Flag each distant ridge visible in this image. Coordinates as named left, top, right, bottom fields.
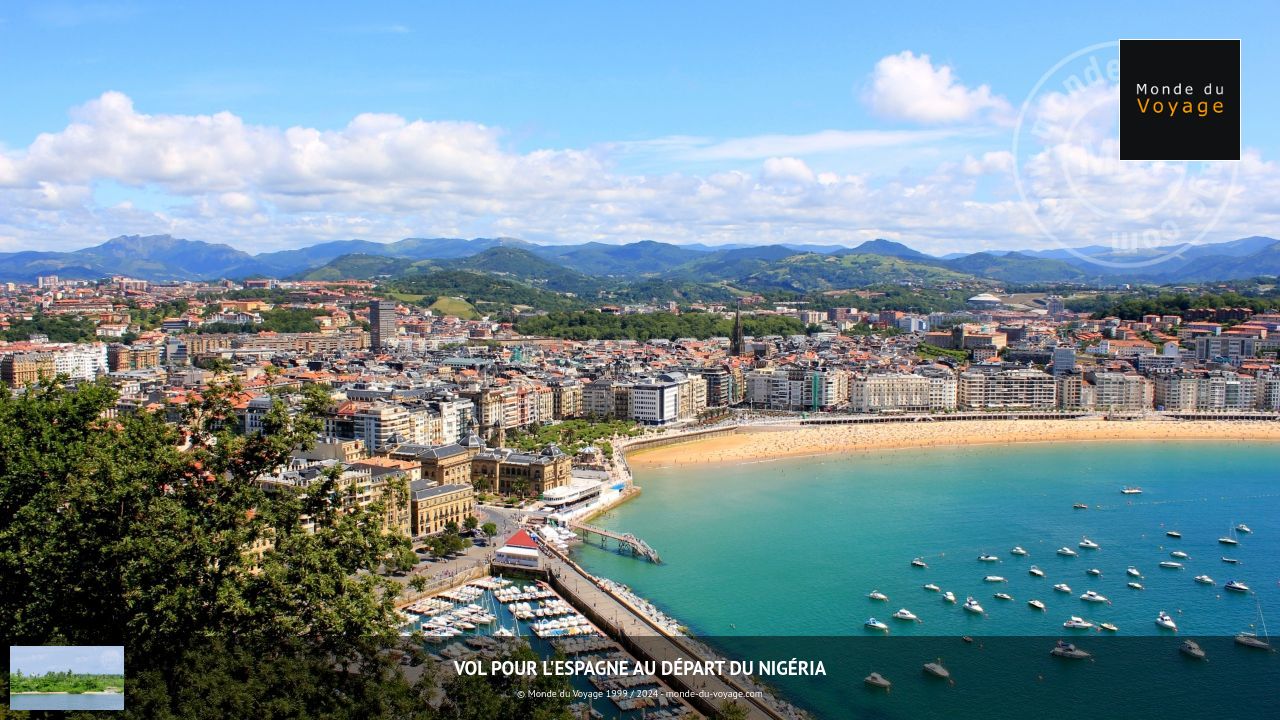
left=1, top=233, right=1276, bottom=286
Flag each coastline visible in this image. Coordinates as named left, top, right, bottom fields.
left=625, top=418, right=1280, bottom=468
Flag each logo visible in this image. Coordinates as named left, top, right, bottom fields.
left=1012, top=41, right=1239, bottom=269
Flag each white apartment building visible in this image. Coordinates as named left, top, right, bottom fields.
left=52, top=343, right=109, bottom=381
left=849, top=368, right=956, bottom=413
left=958, top=368, right=1056, bottom=410
left=631, top=375, right=681, bottom=425
left=1088, top=372, right=1152, bottom=413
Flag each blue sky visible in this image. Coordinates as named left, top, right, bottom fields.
left=10, top=645, right=124, bottom=676
left=0, top=1, right=1277, bottom=254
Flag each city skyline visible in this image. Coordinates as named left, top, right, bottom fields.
left=2, top=2, right=1279, bottom=256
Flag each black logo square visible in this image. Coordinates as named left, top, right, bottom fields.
left=1120, top=39, right=1240, bottom=161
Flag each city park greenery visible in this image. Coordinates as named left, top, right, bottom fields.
left=189, top=306, right=330, bottom=334
left=515, top=310, right=806, bottom=341
left=0, top=312, right=99, bottom=343
left=9, top=670, right=125, bottom=695
left=0, top=378, right=574, bottom=719
left=506, top=418, right=640, bottom=456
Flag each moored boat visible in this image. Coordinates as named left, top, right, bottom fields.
left=1128, top=582, right=1144, bottom=590
left=1099, top=622, right=1118, bottom=632
left=1170, top=550, right=1189, bottom=559
left=1029, top=565, right=1046, bottom=577
left=1078, top=537, right=1100, bottom=550
left=1053, top=583, right=1072, bottom=593
left=1221, top=557, right=1240, bottom=564
left=1194, top=575, right=1214, bottom=585
left=1121, top=486, right=1143, bottom=494
left=994, top=592, right=1013, bottom=601
left=864, top=672, right=892, bottom=689
left=1011, top=546, right=1028, bottom=556
left=1028, top=599, right=1046, bottom=611
left=983, top=575, right=1007, bottom=583
left=1050, top=640, right=1091, bottom=659
left=911, top=557, right=928, bottom=568
left=1057, top=547, right=1078, bottom=557
left=864, top=617, right=890, bottom=632
left=1086, top=568, right=1102, bottom=577
left=892, top=608, right=920, bottom=622
left=923, top=661, right=950, bottom=679
left=943, top=591, right=957, bottom=604
left=978, top=554, right=1000, bottom=562
left=1079, top=590, right=1108, bottom=603
left=1180, top=640, right=1207, bottom=660
left=1155, top=611, right=1178, bottom=632
left=1166, top=530, right=1181, bottom=538
left=962, top=596, right=984, bottom=614
left=1234, top=523, right=1252, bottom=534
left=1159, top=561, right=1183, bottom=569
left=868, top=590, right=889, bottom=601
left=1063, top=616, right=1093, bottom=629
left=1224, top=580, right=1250, bottom=593
left=1126, top=566, right=1142, bottom=577
left=923, top=583, right=940, bottom=592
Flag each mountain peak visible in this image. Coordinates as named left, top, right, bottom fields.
left=843, top=239, right=929, bottom=259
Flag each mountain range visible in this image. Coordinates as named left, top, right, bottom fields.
left=3, top=234, right=1279, bottom=290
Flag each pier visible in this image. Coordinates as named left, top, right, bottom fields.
left=568, top=520, right=662, bottom=563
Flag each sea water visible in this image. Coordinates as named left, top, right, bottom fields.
left=574, top=441, right=1280, bottom=719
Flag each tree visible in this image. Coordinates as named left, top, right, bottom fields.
left=392, top=546, right=419, bottom=573
left=463, top=515, right=478, bottom=532
left=481, top=522, right=498, bottom=540
left=409, top=576, right=428, bottom=593
left=716, top=700, right=751, bottom=720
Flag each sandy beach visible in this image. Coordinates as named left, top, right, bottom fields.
left=626, top=419, right=1280, bottom=468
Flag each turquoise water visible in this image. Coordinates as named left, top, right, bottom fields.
left=574, top=441, right=1280, bottom=718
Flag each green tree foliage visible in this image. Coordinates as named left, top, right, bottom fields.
left=192, top=307, right=329, bottom=334
left=505, top=419, right=639, bottom=454
left=0, top=312, right=98, bottom=342
left=9, top=670, right=125, bottom=694
left=1073, top=290, right=1280, bottom=319
left=0, top=379, right=572, bottom=719
left=515, top=311, right=805, bottom=341
left=127, top=298, right=191, bottom=331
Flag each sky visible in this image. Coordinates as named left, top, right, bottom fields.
left=1, top=1, right=1278, bottom=255
left=10, top=645, right=124, bottom=676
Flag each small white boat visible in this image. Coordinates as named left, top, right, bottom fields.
left=1011, top=546, right=1028, bottom=556
left=1063, top=616, right=1093, bottom=629
left=892, top=608, right=919, bottom=622
left=963, top=596, right=984, bottom=614
left=1235, top=523, right=1252, bottom=534
left=1126, top=566, right=1142, bottom=577
left=1086, top=568, right=1102, bottom=577
left=1053, top=583, right=1072, bottom=593
left=911, top=557, right=928, bottom=568
left=1180, top=640, right=1206, bottom=659
left=1221, top=557, right=1240, bottom=564
left=1159, top=561, right=1183, bottom=569
left=1194, top=575, right=1215, bottom=585
left=1155, top=611, right=1178, bottom=631
left=923, top=661, right=950, bottom=679
left=1099, top=622, right=1119, bottom=633
left=1079, top=590, right=1109, bottom=603
left=1050, top=640, right=1092, bottom=659
left=994, top=592, right=1013, bottom=600
left=1121, top=486, right=1143, bottom=494
left=1028, top=599, right=1046, bottom=611
left=978, top=554, right=1000, bottom=562
left=868, top=590, right=889, bottom=602
left=1029, top=565, right=1046, bottom=577
left=1073, top=503, right=1088, bottom=509
left=1166, top=530, right=1181, bottom=538
left=943, top=591, right=957, bottom=604
left=983, top=575, right=1007, bottom=583
left=1128, top=582, right=1144, bottom=590
left=923, top=583, right=940, bottom=592
left=1078, top=537, right=1100, bottom=550
left=865, top=617, right=890, bottom=632
left=1057, top=547, right=1078, bottom=557
left=1224, top=580, right=1250, bottom=593
left=1219, top=536, right=1239, bottom=546
left=864, top=672, right=892, bottom=689
left=1170, top=550, right=1189, bottom=559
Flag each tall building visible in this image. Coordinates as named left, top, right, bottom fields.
left=731, top=303, right=745, bottom=356
left=369, top=300, right=397, bottom=350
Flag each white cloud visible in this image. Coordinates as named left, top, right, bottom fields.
left=864, top=51, right=1012, bottom=125
left=0, top=90, right=1276, bottom=256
